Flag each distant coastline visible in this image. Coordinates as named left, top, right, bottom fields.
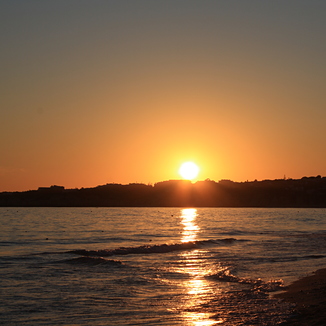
left=1, top=176, right=326, bottom=207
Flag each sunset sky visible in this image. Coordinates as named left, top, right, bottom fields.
left=1, top=0, right=325, bottom=191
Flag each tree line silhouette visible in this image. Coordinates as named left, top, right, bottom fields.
left=1, top=176, right=326, bottom=207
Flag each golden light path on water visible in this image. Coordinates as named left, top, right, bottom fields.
left=177, top=209, right=224, bottom=325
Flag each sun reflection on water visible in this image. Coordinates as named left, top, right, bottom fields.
left=181, top=208, right=199, bottom=243
left=177, top=208, right=223, bottom=325
left=183, top=312, right=224, bottom=326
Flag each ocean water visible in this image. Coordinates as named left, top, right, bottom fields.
left=1, top=207, right=325, bottom=325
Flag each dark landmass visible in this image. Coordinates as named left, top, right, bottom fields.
left=275, top=269, right=326, bottom=325
left=1, top=176, right=326, bottom=207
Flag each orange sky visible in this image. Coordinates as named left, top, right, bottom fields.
left=1, top=1, right=326, bottom=191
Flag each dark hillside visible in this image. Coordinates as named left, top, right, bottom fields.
left=1, top=176, right=325, bottom=207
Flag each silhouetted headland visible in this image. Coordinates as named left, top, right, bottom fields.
left=1, top=176, right=326, bottom=207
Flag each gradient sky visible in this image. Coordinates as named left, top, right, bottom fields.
left=1, top=0, right=325, bottom=191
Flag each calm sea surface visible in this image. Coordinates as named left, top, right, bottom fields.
left=1, top=207, right=325, bottom=325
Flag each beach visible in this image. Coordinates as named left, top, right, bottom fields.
left=276, top=268, right=326, bottom=325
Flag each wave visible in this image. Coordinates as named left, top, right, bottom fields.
left=265, top=254, right=326, bottom=263
left=67, top=238, right=238, bottom=257
left=210, top=268, right=284, bottom=292
left=59, top=256, right=123, bottom=266
left=303, top=254, right=326, bottom=259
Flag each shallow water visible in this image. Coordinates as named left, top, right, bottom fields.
left=1, top=207, right=325, bottom=325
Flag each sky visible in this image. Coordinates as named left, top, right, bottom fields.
left=1, top=0, right=325, bottom=191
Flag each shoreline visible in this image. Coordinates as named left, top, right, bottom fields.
left=275, top=268, right=326, bottom=325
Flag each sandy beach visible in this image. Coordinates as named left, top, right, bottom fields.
left=275, top=268, right=326, bottom=325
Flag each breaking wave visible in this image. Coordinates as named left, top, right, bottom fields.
left=210, top=268, right=285, bottom=292
left=60, top=256, right=123, bottom=266
left=67, top=238, right=239, bottom=257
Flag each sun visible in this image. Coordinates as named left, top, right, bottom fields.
left=179, top=162, right=200, bottom=180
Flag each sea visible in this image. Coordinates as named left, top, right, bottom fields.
left=1, top=207, right=325, bottom=325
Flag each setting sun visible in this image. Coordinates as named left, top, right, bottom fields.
left=179, top=162, right=200, bottom=180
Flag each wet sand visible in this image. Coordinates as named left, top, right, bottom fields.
left=275, top=268, right=326, bottom=325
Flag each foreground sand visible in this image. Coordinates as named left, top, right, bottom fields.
left=275, top=268, right=326, bottom=325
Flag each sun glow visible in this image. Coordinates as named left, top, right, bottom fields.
left=179, top=162, right=200, bottom=180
